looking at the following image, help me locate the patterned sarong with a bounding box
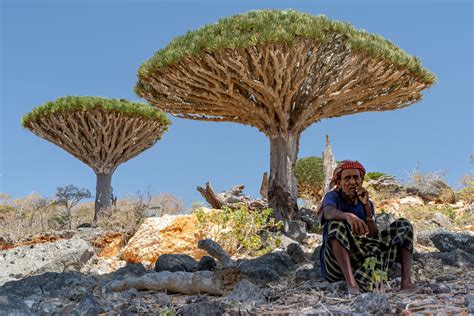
[322,218,414,291]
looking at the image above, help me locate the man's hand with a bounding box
[356,186,369,205]
[344,213,368,236]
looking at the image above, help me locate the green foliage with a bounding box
[159,308,174,316]
[295,156,324,187]
[362,256,388,293]
[22,96,171,128]
[194,206,282,256]
[458,181,474,204]
[136,9,435,96]
[365,172,388,181]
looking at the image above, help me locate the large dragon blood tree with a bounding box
[135,10,435,225]
[22,96,170,221]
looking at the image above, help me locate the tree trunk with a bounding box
[94,172,113,222]
[268,133,300,229]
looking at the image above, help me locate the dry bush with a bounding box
[0,193,60,240]
[96,192,185,234]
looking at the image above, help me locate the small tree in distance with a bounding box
[22,96,171,222]
[55,185,91,229]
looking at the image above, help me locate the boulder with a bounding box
[294,268,323,282]
[429,231,474,254]
[430,212,452,228]
[0,295,33,315]
[0,272,97,299]
[285,220,308,243]
[237,251,296,284]
[91,232,125,257]
[225,279,269,304]
[368,176,405,195]
[182,299,225,316]
[407,179,456,204]
[299,207,321,233]
[111,263,147,281]
[121,214,208,266]
[196,256,217,271]
[309,245,322,263]
[61,293,105,315]
[154,254,197,272]
[0,235,94,286]
[399,196,424,206]
[286,243,307,264]
[430,249,474,267]
[375,213,397,232]
[351,293,390,314]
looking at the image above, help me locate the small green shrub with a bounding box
[458,181,474,204]
[365,172,388,181]
[194,206,282,256]
[362,256,388,293]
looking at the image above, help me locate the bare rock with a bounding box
[0,295,33,315]
[237,251,296,284]
[299,207,321,233]
[285,220,308,243]
[196,256,217,271]
[225,279,269,304]
[368,176,405,195]
[112,263,147,281]
[286,243,307,264]
[62,293,105,316]
[0,235,94,286]
[121,214,209,266]
[428,283,451,294]
[182,299,225,316]
[429,231,474,254]
[294,268,323,282]
[407,179,456,204]
[375,213,397,232]
[430,212,452,228]
[154,254,197,272]
[309,245,322,263]
[0,272,97,300]
[351,293,390,315]
[91,232,125,258]
[399,196,424,206]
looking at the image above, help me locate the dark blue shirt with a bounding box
[319,190,375,278]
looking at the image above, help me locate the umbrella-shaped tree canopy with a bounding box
[135,9,435,224]
[22,96,170,220]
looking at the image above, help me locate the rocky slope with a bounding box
[0,187,473,315]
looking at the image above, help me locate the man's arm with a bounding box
[363,203,378,238]
[323,205,369,236]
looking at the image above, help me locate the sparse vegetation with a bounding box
[366,172,388,181]
[194,206,282,257]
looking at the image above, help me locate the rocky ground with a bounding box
[0,178,473,315]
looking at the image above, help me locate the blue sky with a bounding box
[1,0,472,207]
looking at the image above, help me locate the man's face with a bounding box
[337,169,362,198]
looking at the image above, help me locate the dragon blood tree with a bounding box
[22,96,170,221]
[135,10,435,225]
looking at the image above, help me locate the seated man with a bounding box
[319,160,417,294]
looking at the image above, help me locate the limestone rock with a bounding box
[407,179,456,204]
[196,256,217,271]
[294,268,323,282]
[286,243,307,264]
[429,231,474,254]
[225,279,269,304]
[121,214,208,266]
[0,272,97,299]
[237,251,296,284]
[368,176,405,195]
[351,293,390,314]
[399,196,424,206]
[91,232,125,257]
[0,295,33,315]
[154,254,197,272]
[0,235,94,286]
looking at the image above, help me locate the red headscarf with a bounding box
[332,160,366,185]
